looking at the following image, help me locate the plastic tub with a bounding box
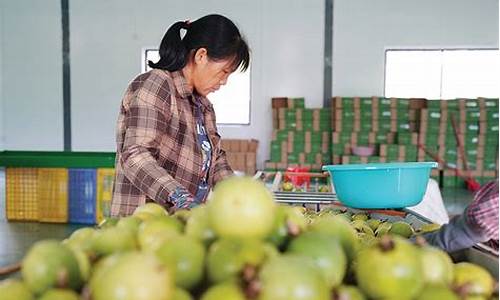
[322,162,438,209]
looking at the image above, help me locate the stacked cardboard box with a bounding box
[418,98,499,187]
[221,139,258,175]
[267,97,332,172]
[330,97,423,165]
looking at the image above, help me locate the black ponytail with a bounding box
[148,21,190,71]
[149,14,250,73]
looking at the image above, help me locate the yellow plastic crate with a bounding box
[96,168,115,223]
[6,168,39,221]
[38,168,68,223]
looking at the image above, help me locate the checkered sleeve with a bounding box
[120,89,190,206]
[465,180,499,241]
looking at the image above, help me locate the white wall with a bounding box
[332,0,499,96]
[69,0,324,168]
[0,0,498,167]
[0,1,4,151]
[1,0,63,150]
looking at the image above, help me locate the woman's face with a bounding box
[190,48,236,97]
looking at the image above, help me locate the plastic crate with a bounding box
[38,168,68,223]
[96,168,115,223]
[5,168,38,221]
[68,169,97,224]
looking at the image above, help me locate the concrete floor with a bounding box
[0,168,475,279]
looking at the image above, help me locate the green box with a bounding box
[341,110,356,119]
[331,144,344,155]
[426,100,442,109]
[305,153,316,164]
[360,110,373,119]
[405,146,418,160]
[378,119,392,131]
[395,98,410,109]
[425,134,440,146]
[347,156,362,164]
[486,110,499,121]
[465,108,481,121]
[287,153,299,163]
[397,133,413,144]
[395,109,410,120]
[337,133,352,145]
[396,121,412,132]
[446,100,459,109]
[289,98,305,108]
[358,121,371,131]
[425,108,442,120]
[484,161,498,171]
[442,175,457,188]
[387,145,399,157]
[271,140,282,150]
[465,99,479,109]
[270,152,281,162]
[483,98,499,108]
[366,156,378,163]
[374,132,389,143]
[378,109,392,119]
[301,109,313,120]
[379,98,391,108]
[275,130,288,142]
[336,98,355,108]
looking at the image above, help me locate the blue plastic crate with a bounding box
[68,169,97,224]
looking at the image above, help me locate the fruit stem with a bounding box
[245,279,261,299]
[414,235,428,247]
[242,264,257,282]
[379,235,395,252]
[286,220,301,236]
[56,269,69,288]
[453,283,473,298]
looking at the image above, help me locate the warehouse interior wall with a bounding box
[0,2,4,151]
[332,0,499,97]
[0,0,498,167]
[1,0,64,151]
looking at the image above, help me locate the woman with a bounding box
[111,14,250,216]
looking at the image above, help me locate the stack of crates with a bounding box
[0,151,115,224]
[330,97,424,166]
[419,98,499,188]
[266,97,332,172]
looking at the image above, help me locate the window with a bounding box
[385,49,500,99]
[143,48,251,125]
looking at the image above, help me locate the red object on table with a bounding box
[284,166,311,188]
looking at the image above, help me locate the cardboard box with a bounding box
[272,97,288,109]
[287,97,305,109]
[332,96,359,109]
[264,161,276,171]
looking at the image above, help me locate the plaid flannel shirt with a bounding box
[466,179,499,241]
[111,69,233,216]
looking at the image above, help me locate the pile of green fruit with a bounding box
[0,176,496,300]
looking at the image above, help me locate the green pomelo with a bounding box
[90,252,173,300]
[355,236,423,299]
[21,240,82,295]
[0,279,34,300]
[208,177,276,240]
[258,254,329,300]
[155,235,205,290]
[287,231,347,287]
